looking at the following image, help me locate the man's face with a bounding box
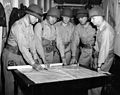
[48,16,57,25]
[62,16,70,24]
[29,15,38,24]
[91,16,102,26]
[79,17,88,25]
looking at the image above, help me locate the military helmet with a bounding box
[62,8,72,18]
[89,6,104,18]
[26,4,43,19]
[76,8,88,19]
[47,7,60,18]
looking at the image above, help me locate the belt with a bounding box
[42,38,56,46]
[64,42,71,49]
[5,44,21,55]
[82,44,92,49]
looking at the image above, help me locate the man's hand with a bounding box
[32,63,43,71]
[70,56,77,64]
[97,67,105,73]
[97,63,104,72]
[34,59,40,65]
[33,59,48,70]
[97,67,101,72]
[62,57,67,66]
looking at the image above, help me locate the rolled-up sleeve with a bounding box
[30,37,38,60]
[98,29,110,65]
[34,23,46,62]
[13,25,35,65]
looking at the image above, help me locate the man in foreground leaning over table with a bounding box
[2,4,43,95]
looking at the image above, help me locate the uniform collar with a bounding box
[44,19,55,27]
[61,21,71,26]
[98,20,106,31]
[44,19,50,26]
[44,19,48,25]
[23,15,31,27]
[83,22,90,28]
[80,22,90,29]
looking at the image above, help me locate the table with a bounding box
[12,65,112,95]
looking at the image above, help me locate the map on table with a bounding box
[19,65,107,84]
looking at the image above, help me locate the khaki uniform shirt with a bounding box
[34,20,64,61]
[72,23,96,56]
[95,21,114,65]
[55,21,74,53]
[114,29,120,56]
[7,15,37,65]
[114,5,120,56]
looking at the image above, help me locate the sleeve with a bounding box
[56,27,65,58]
[94,41,99,52]
[30,36,38,60]
[71,26,80,57]
[34,23,46,63]
[13,25,35,65]
[70,25,75,41]
[98,29,110,65]
[88,28,96,45]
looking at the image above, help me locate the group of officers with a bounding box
[2,3,114,95]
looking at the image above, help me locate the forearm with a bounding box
[20,47,35,65]
[98,42,109,65]
[71,42,77,57]
[58,45,65,58]
[36,42,46,63]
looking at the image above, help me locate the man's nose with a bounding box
[91,18,93,22]
[36,18,38,22]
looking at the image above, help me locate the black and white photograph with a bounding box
[0,0,120,95]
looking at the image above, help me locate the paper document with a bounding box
[7,63,63,71]
[7,65,32,70]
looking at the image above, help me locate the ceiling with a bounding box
[54,0,102,5]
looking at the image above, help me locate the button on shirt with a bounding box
[95,21,114,64]
[72,23,96,56]
[7,15,37,65]
[55,21,74,52]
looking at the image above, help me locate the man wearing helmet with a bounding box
[34,7,65,65]
[89,6,114,72]
[2,4,43,95]
[70,8,96,68]
[55,8,74,65]
[88,6,115,95]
